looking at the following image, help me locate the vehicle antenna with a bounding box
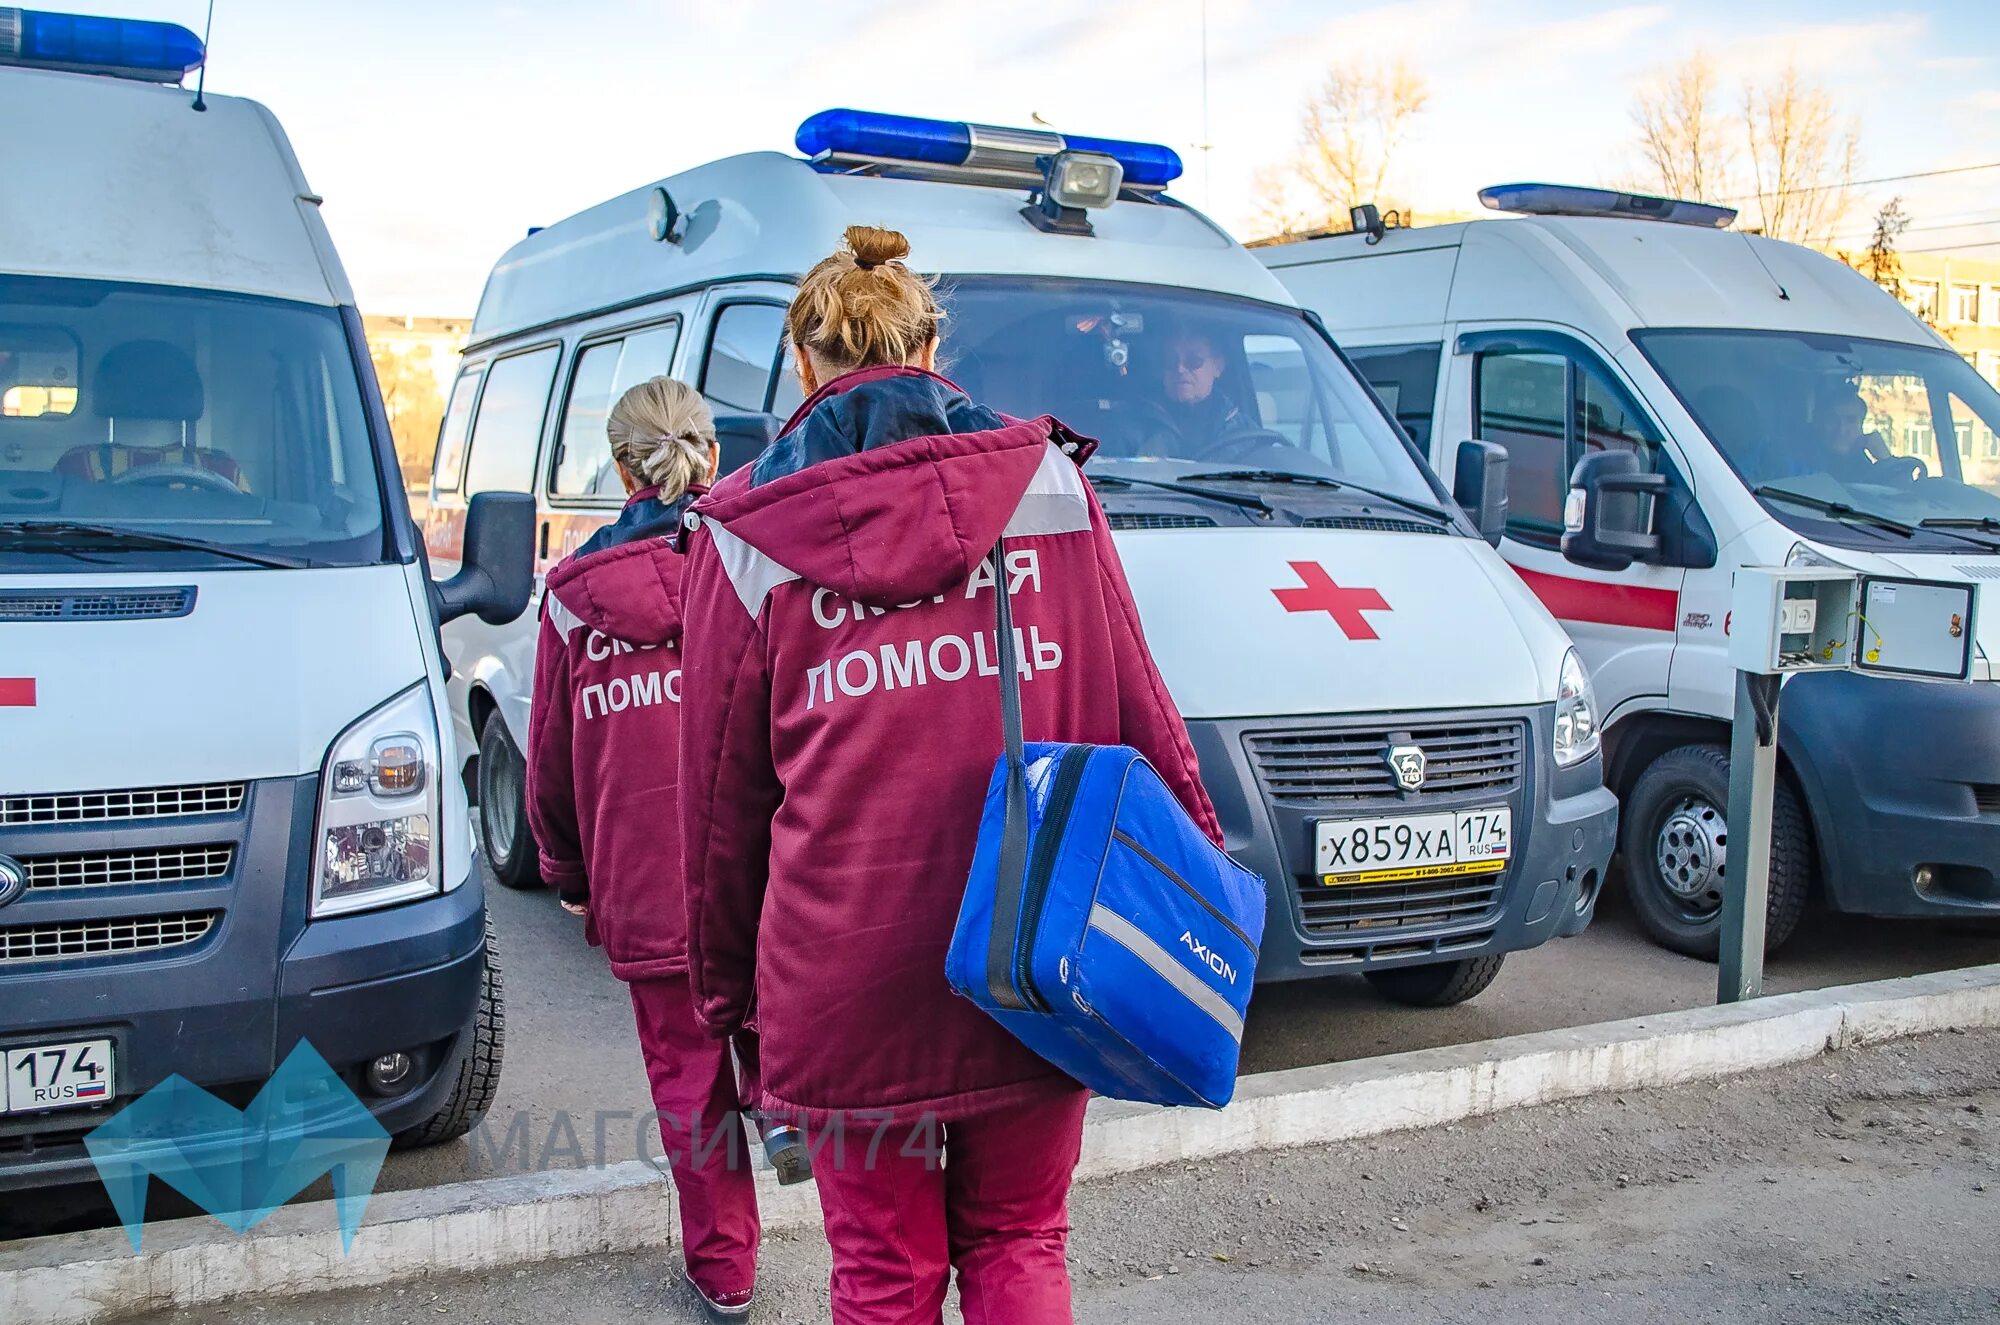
[190,0,216,112]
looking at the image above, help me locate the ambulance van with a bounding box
[1263,184,2000,957]
[433,111,1617,1006]
[0,12,531,1190]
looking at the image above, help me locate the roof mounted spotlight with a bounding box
[647,187,687,245]
[1349,203,1386,244]
[1479,182,1738,229]
[1024,151,1123,237]
[0,6,205,82]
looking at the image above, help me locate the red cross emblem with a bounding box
[1272,561,1391,640]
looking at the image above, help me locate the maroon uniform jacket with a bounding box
[678,367,1219,1124]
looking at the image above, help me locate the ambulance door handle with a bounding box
[538,521,549,560]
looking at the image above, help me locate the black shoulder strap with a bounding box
[983,536,1033,1011]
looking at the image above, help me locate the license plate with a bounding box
[1314,807,1512,886]
[3,1039,115,1114]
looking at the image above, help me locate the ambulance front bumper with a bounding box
[1186,704,1617,983]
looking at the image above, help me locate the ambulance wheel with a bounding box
[395,920,506,1149]
[478,717,542,890]
[1364,954,1505,1007]
[1622,744,1810,960]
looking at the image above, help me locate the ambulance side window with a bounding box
[550,320,682,499]
[701,303,790,415]
[1346,343,1441,448]
[432,366,482,494]
[461,345,559,496]
[1477,346,1666,547]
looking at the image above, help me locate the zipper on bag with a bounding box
[1110,830,1257,957]
[1013,744,1090,1012]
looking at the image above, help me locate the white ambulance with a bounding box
[1263,184,2000,957]
[433,112,1618,1006]
[0,10,531,1190]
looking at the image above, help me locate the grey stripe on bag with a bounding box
[1086,905,1245,1043]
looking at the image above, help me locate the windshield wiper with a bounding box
[1184,468,1453,524]
[1086,473,1272,515]
[1916,516,2000,550]
[0,521,305,569]
[1751,487,1916,539]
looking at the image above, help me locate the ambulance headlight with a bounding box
[1553,648,1600,767]
[1045,151,1123,210]
[313,684,442,917]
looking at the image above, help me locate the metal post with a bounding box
[1719,670,1780,1003]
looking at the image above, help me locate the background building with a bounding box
[362,314,469,497]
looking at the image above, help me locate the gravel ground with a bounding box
[128,1027,2000,1325]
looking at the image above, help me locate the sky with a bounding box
[100,0,2000,313]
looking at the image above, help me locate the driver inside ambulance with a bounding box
[1131,325,1257,460]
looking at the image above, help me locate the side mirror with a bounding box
[1562,451,1667,572]
[435,492,535,625]
[1453,440,1509,546]
[713,411,782,478]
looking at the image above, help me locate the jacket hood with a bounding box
[696,370,1091,607]
[545,522,689,647]
[573,485,695,559]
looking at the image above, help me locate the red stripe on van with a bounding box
[0,678,36,707]
[1513,568,1679,632]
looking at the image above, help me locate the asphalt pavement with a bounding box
[127,1025,2000,1324]
[371,862,2000,1193]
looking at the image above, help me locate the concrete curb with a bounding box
[6,962,1999,1324]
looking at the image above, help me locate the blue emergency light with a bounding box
[797,108,1183,189]
[0,6,204,82]
[1479,182,1737,230]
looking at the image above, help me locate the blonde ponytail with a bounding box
[605,376,715,500]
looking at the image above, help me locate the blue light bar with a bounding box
[797,108,1183,189]
[1479,182,1737,229]
[0,7,205,83]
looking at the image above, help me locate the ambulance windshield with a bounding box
[0,275,388,570]
[1638,328,2000,549]
[941,278,1438,503]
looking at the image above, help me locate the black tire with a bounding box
[1363,954,1506,1007]
[478,717,542,891]
[395,920,506,1149]
[1621,743,1811,960]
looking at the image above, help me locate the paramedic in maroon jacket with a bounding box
[524,378,762,1323]
[678,227,1221,1325]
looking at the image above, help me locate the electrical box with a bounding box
[1730,567,1979,681]
[1729,568,1859,675]
[1852,576,1977,682]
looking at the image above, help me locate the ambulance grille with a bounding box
[0,587,196,621]
[1,782,244,826]
[1295,876,1504,938]
[22,845,233,890]
[1244,721,1525,804]
[0,912,218,964]
[1975,785,2000,815]
[1300,516,1446,535]
[1953,564,2000,580]
[1106,512,1217,530]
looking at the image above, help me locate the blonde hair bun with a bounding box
[787,225,941,374]
[846,224,911,270]
[605,376,715,500]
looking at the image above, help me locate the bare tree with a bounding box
[1740,63,1859,245]
[1631,51,1733,201]
[1252,61,1429,237]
